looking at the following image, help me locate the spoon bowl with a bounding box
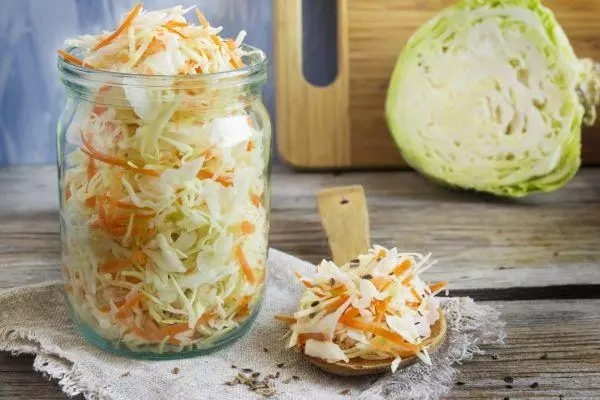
[306,308,447,376]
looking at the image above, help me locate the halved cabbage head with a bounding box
[386,0,600,197]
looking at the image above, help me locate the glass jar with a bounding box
[56,45,271,358]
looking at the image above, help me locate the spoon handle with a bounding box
[317,185,371,266]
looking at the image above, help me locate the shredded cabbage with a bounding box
[59,5,268,353]
[277,246,446,371]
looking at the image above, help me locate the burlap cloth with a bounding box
[0,249,505,400]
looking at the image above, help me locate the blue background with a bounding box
[0,0,337,165]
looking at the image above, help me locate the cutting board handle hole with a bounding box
[302,0,339,87]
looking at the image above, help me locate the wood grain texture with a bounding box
[275,0,600,168]
[2,166,600,291]
[317,185,370,265]
[1,299,598,399]
[1,166,600,398]
[275,0,351,168]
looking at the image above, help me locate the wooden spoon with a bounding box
[304,185,447,376]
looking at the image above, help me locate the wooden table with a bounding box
[1,165,600,399]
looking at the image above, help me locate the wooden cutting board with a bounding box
[274,0,600,169]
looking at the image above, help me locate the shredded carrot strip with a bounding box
[429,281,448,293]
[116,292,143,319]
[251,194,261,207]
[246,140,255,152]
[236,295,253,317]
[161,323,190,336]
[241,220,255,235]
[80,133,160,177]
[164,20,187,28]
[129,321,157,341]
[107,171,123,227]
[340,317,420,353]
[392,259,412,277]
[99,259,130,274]
[98,304,111,313]
[195,9,209,27]
[131,250,147,265]
[375,249,386,259]
[297,332,326,347]
[406,301,420,309]
[274,314,297,324]
[342,306,360,320]
[57,50,88,67]
[195,312,214,328]
[294,271,314,288]
[371,276,390,291]
[324,295,349,313]
[164,25,187,39]
[330,284,347,297]
[411,287,423,304]
[374,298,390,323]
[235,247,255,284]
[93,3,143,51]
[402,274,413,286]
[197,169,233,187]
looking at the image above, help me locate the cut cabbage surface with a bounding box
[386,0,600,197]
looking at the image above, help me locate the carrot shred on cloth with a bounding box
[93,3,143,51]
[274,314,297,324]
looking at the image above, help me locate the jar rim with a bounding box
[57,43,267,87]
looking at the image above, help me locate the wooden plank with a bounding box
[1,299,598,399]
[274,0,351,168]
[275,0,600,168]
[1,166,600,291]
[446,299,600,399]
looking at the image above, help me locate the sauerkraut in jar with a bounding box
[56,5,271,358]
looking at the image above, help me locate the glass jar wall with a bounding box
[56,46,271,358]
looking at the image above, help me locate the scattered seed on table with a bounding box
[455,381,465,386]
[120,372,130,378]
[540,353,548,360]
[277,363,285,368]
[275,371,281,378]
[340,198,349,205]
[263,347,268,353]
[292,375,301,380]
[492,354,499,360]
[362,274,373,280]
[172,367,180,375]
[504,376,514,383]
[505,385,513,389]
[530,382,539,388]
[243,368,253,373]
[231,365,237,369]
[252,372,261,378]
